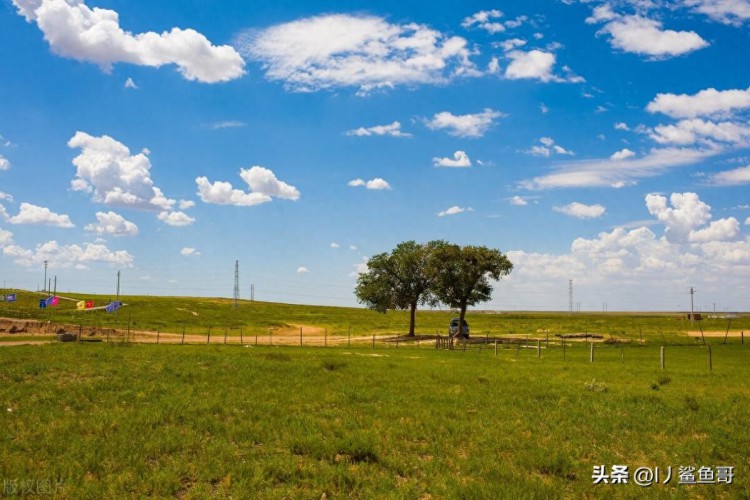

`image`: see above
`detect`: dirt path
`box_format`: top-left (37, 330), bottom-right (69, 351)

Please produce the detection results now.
top-left (686, 330), bottom-right (746, 338)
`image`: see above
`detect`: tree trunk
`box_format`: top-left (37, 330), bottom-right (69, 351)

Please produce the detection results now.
top-left (459, 304), bottom-right (467, 338)
top-left (408, 303), bottom-right (417, 336)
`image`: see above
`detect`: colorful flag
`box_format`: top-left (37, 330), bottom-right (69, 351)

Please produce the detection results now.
top-left (6, 293), bottom-right (16, 302)
top-left (85, 300), bottom-right (94, 309)
top-left (76, 301), bottom-right (86, 310)
top-left (105, 301), bottom-right (121, 313)
top-left (44, 296), bottom-right (56, 307)
top-left (50, 296), bottom-right (59, 307)
top-left (39, 299), bottom-right (47, 309)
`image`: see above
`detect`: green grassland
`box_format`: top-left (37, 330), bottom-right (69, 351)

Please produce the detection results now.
top-left (0, 289), bottom-right (748, 343)
top-left (1, 342), bottom-right (748, 498)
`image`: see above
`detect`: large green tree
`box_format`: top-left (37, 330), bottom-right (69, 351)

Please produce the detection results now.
top-left (354, 240), bottom-right (445, 336)
top-left (428, 244), bottom-right (513, 337)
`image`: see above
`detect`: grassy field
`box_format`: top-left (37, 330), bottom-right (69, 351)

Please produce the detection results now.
top-left (1, 289), bottom-right (748, 342)
top-left (1, 341), bottom-right (748, 498)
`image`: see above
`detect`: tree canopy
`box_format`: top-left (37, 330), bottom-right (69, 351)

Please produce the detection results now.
top-left (428, 244), bottom-right (513, 337)
top-left (354, 240), bottom-right (445, 336)
top-left (354, 241), bottom-right (512, 337)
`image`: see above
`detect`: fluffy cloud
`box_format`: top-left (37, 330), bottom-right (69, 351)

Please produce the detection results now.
top-left (297, 266), bottom-right (309, 273)
top-left (0, 228), bottom-right (13, 247)
top-left (3, 240), bottom-right (134, 268)
top-left (347, 178), bottom-right (392, 190)
top-left (462, 10), bottom-right (506, 33)
top-left (685, 0), bottom-right (750, 26)
top-left (433, 150), bottom-right (471, 167)
top-left (84, 211), bottom-right (138, 236)
top-left (504, 50), bottom-right (556, 81)
top-left (196, 166), bottom-right (300, 206)
top-left (237, 14), bottom-right (479, 94)
top-left (647, 86), bottom-right (750, 118)
top-left (68, 132), bottom-right (175, 211)
top-left (649, 119), bottom-right (750, 146)
top-left (509, 196), bottom-right (528, 206)
top-left (345, 121), bottom-right (411, 137)
top-left (157, 211), bottom-right (195, 227)
top-left (707, 164), bottom-right (750, 186)
top-left (425, 108), bottom-right (503, 138)
top-left (180, 247), bottom-right (200, 256)
top-left (124, 77), bottom-right (137, 89)
top-left (591, 13), bottom-right (709, 58)
top-left (614, 122), bottom-right (630, 131)
top-left (527, 137), bottom-right (574, 157)
top-left (8, 203), bottom-right (74, 228)
top-left (178, 200), bottom-right (195, 210)
top-left (437, 205), bottom-right (473, 217)
top-left (520, 147), bottom-right (715, 190)
top-left (611, 148), bottom-right (636, 160)
top-left (330, 242), bottom-right (340, 248)
top-left (645, 192), bottom-right (715, 242)
top-left (688, 217), bottom-right (741, 242)
top-left (553, 202), bottom-right (606, 219)
top-left (13, 0), bottom-right (245, 83)
top-left (0, 155), bottom-right (9, 170)
top-left (505, 193), bottom-right (750, 309)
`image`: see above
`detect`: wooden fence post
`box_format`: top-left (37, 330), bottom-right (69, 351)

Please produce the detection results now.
top-left (181, 327), bottom-right (185, 345)
top-left (224, 327), bottom-right (227, 345)
top-left (537, 339), bottom-right (541, 358)
top-left (742, 330), bottom-right (744, 345)
top-left (207, 326), bottom-right (211, 345)
top-left (708, 345), bottom-right (713, 371)
top-left (372, 334), bottom-right (375, 349)
top-left (494, 339), bottom-right (498, 356)
top-left (157, 330), bottom-right (160, 345)
top-left (590, 343), bottom-right (594, 363)
top-left (300, 326), bottom-right (303, 346)
top-left (660, 346), bottom-right (665, 370)
top-left (240, 326), bottom-right (243, 344)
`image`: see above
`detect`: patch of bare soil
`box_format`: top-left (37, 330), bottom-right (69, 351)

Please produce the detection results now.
top-left (686, 330), bottom-right (746, 338)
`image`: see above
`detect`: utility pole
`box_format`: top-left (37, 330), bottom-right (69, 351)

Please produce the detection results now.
top-left (233, 260), bottom-right (240, 311)
top-left (43, 260), bottom-right (48, 295)
top-left (568, 279), bottom-right (573, 315)
top-left (689, 286), bottom-right (696, 325)
top-left (116, 270), bottom-right (121, 318)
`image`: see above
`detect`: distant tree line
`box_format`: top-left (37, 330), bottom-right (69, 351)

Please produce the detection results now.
top-left (354, 241), bottom-right (513, 336)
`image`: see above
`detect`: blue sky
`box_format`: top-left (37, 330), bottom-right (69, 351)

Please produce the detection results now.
top-left (1, 0), bottom-right (749, 311)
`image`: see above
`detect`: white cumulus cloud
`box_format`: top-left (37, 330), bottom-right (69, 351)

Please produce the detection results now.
top-left (433, 150), bottom-right (471, 168)
top-left (8, 203), bottom-right (74, 228)
top-left (237, 13), bottom-right (479, 94)
top-left (462, 9), bottom-right (506, 33)
top-left (592, 13), bottom-right (709, 58)
top-left (347, 178), bottom-right (392, 190)
top-left (196, 166), bottom-right (300, 206)
top-left (158, 211), bottom-right (195, 227)
top-left (553, 202), bottom-right (606, 219)
top-left (84, 211), bottom-right (138, 236)
top-left (68, 132), bottom-right (176, 211)
top-left (12, 0), bottom-right (245, 83)
top-left (647, 86), bottom-right (750, 118)
top-left (611, 148), bottom-right (636, 160)
top-left (297, 266), bottom-right (309, 273)
top-left (425, 108), bottom-right (503, 138)
top-left (0, 156), bottom-right (10, 170)
top-left (180, 247), bottom-right (201, 257)
top-left (3, 240), bottom-right (134, 268)
top-left (345, 121), bottom-right (411, 137)
top-left (437, 205), bottom-right (474, 217)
